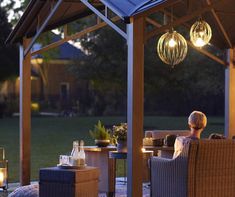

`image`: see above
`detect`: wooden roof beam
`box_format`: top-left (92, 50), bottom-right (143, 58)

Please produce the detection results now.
top-left (187, 41), bottom-right (226, 66)
top-left (81, 0), bottom-right (127, 39)
top-left (186, 0), bottom-right (193, 14)
top-left (162, 9), bottom-right (190, 28)
top-left (133, 0), bottom-right (182, 20)
top-left (216, 11), bottom-right (235, 16)
top-left (31, 16), bottom-right (120, 56)
top-left (63, 25), bottom-right (68, 38)
top-left (145, 1), bottom-right (222, 42)
top-left (145, 17), bottom-right (226, 66)
top-left (24, 0), bottom-right (63, 57)
top-left (24, 2), bottom-right (48, 37)
top-left (206, 0), bottom-right (233, 48)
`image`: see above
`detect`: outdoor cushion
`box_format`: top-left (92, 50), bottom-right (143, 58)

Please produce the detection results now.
top-left (9, 184), bottom-right (39, 197)
top-left (143, 130), bottom-right (190, 146)
top-left (145, 130), bottom-right (190, 139)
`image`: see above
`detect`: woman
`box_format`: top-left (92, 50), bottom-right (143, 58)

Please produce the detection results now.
top-left (173, 111), bottom-right (207, 158)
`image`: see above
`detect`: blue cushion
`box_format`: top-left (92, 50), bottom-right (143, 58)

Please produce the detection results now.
top-left (9, 184), bottom-right (39, 197)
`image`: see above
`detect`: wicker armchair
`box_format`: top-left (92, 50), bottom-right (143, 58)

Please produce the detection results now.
top-left (150, 140), bottom-right (235, 197)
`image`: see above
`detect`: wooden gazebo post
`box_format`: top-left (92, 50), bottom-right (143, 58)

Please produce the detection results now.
top-left (19, 37), bottom-right (31, 185)
top-left (225, 48), bottom-right (235, 138)
top-left (127, 17), bottom-right (144, 197)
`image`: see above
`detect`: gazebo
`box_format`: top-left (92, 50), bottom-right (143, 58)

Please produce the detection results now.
top-left (6, 0), bottom-right (235, 196)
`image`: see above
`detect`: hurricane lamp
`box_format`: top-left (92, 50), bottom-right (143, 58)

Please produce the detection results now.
top-left (0, 148), bottom-right (8, 190)
top-left (157, 30), bottom-right (188, 66)
top-left (190, 19), bottom-right (212, 47)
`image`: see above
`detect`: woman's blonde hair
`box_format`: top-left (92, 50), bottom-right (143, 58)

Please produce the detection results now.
top-left (188, 111), bottom-right (207, 130)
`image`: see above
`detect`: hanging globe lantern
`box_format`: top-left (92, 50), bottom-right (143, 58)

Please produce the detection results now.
top-left (157, 30), bottom-right (188, 66)
top-left (190, 19), bottom-right (212, 47)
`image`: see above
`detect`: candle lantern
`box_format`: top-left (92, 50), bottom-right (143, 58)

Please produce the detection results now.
top-left (0, 148), bottom-right (8, 190)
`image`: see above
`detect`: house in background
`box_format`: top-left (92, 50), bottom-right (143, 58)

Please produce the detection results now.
top-left (0, 36), bottom-right (85, 112)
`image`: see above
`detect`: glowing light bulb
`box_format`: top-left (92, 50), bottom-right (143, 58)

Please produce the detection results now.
top-left (141, 148), bottom-right (146, 152)
top-left (195, 38), bottom-right (206, 47)
top-left (169, 38), bottom-right (176, 48)
top-left (199, 31), bottom-right (204, 37)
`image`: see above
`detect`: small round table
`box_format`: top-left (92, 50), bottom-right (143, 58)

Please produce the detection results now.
top-left (109, 151), bottom-right (127, 159)
top-left (109, 151), bottom-right (127, 185)
top-left (109, 150), bottom-right (153, 195)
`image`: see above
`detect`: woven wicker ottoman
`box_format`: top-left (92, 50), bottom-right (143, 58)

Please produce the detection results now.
top-left (39, 166), bottom-right (99, 197)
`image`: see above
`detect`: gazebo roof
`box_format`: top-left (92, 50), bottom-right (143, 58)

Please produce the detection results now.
top-left (7, 0), bottom-right (235, 49)
top-left (6, 0), bottom-right (168, 44)
top-left (100, 0), bottom-right (166, 18)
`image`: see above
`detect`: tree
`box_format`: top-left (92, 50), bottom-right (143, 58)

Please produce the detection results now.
top-left (69, 24), bottom-right (127, 115)
top-left (144, 34), bottom-right (224, 116)
top-left (1, 0), bottom-right (30, 24)
top-left (70, 17), bottom-right (225, 116)
top-left (0, 7), bottom-right (18, 82)
top-left (3, 1), bottom-right (224, 116)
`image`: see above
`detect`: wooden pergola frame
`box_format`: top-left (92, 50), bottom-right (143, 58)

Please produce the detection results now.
top-left (10, 0), bottom-right (235, 197)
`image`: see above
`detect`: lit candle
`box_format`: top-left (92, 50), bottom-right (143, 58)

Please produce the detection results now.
top-left (0, 171), bottom-right (4, 187)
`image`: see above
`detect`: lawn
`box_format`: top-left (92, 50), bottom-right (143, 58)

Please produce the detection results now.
top-left (0, 116), bottom-right (224, 182)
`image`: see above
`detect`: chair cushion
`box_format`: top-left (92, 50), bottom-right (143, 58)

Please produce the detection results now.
top-left (9, 184), bottom-right (39, 197)
top-left (145, 130), bottom-right (190, 139)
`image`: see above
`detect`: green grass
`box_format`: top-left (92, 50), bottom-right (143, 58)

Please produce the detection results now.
top-left (0, 116), bottom-right (224, 182)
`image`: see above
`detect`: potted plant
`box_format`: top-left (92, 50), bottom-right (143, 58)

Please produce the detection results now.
top-left (89, 120), bottom-right (110, 147)
top-left (113, 123), bottom-right (127, 152)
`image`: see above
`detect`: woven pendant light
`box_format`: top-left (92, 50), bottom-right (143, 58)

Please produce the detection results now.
top-left (157, 30), bottom-right (188, 66)
top-left (190, 19), bottom-right (212, 47)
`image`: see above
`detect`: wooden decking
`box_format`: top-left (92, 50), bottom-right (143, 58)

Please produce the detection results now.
top-left (3, 178), bottom-right (150, 197)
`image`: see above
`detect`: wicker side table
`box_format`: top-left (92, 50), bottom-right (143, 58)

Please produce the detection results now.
top-left (39, 166), bottom-right (99, 197)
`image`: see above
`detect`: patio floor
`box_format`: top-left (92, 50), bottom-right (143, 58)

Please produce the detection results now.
top-left (100, 177), bottom-right (150, 197)
top-left (0, 178), bottom-right (150, 197)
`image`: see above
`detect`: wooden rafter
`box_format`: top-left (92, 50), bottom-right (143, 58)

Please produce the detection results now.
top-left (24, 2), bottom-right (49, 37)
top-left (216, 11), bottom-right (235, 16)
top-left (186, 0), bottom-right (193, 14)
top-left (81, 0), bottom-right (127, 39)
top-left (162, 9), bottom-right (190, 28)
top-left (145, 17), bottom-right (226, 66)
top-left (133, 0), bottom-right (181, 19)
top-left (146, 17), bottom-right (161, 28)
top-left (31, 16), bottom-right (120, 56)
top-left (24, 0), bottom-right (63, 57)
top-left (97, 16), bottom-right (101, 24)
top-left (145, 1), bottom-right (221, 42)
top-left (63, 25), bottom-right (68, 38)
top-left (187, 41), bottom-right (226, 66)
top-left (206, 0), bottom-right (232, 48)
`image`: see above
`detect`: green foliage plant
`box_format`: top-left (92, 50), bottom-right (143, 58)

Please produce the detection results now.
top-left (89, 120), bottom-right (110, 140)
top-left (113, 123), bottom-right (127, 141)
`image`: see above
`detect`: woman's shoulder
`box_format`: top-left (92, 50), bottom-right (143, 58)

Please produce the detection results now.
top-left (176, 136), bottom-right (187, 142)
top-left (176, 136), bottom-right (194, 145)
